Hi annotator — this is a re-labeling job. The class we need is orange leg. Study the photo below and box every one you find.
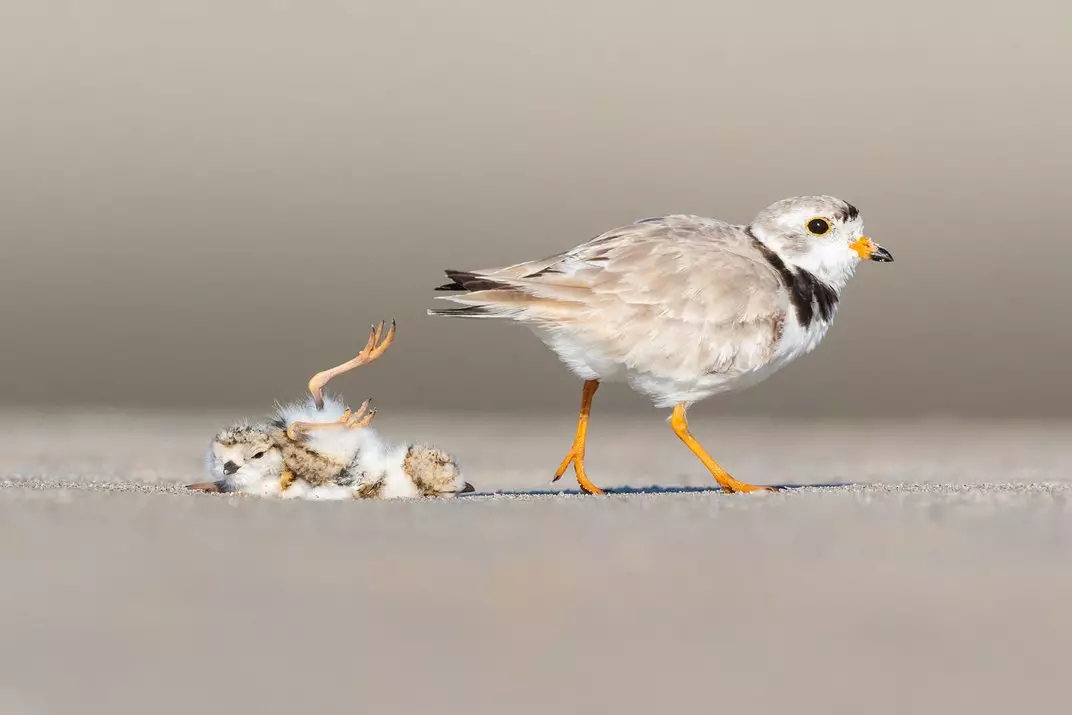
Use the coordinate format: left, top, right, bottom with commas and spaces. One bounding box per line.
552, 379, 604, 495
670, 403, 776, 493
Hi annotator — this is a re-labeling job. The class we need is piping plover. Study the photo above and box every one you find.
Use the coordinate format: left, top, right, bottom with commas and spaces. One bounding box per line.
195, 405, 470, 500
188, 321, 472, 499
429, 195, 892, 494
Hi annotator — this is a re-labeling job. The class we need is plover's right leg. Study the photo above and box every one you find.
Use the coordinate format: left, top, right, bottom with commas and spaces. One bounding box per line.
669, 403, 776, 493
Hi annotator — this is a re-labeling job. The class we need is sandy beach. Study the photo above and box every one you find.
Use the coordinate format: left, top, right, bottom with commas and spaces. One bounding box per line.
2, 411, 1071, 715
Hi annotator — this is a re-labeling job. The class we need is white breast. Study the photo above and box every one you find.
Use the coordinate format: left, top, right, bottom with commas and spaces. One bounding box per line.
771, 305, 838, 367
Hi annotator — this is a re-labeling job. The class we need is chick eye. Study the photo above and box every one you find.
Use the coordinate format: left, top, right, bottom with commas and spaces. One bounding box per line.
251, 451, 266, 460
806, 218, 831, 236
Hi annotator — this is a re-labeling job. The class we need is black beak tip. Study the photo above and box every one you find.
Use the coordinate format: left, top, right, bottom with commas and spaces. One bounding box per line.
872, 247, 894, 263
222, 461, 239, 475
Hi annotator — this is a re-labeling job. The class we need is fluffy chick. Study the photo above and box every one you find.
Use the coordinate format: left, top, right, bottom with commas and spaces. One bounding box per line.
196, 395, 472, 500
192, 318, 473, 499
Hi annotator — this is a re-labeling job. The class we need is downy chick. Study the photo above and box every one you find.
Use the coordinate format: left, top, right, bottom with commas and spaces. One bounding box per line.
189, 321, 472, 499
197, 400, 471, 500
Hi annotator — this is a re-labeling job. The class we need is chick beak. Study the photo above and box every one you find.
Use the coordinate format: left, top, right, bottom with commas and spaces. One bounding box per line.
186, 480, 226, 493
850, 236, 893, 262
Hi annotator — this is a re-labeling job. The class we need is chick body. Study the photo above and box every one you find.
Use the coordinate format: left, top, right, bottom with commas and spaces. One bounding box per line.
202, 395, 471, 499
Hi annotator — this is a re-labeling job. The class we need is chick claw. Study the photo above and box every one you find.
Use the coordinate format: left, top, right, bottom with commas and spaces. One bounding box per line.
347, 401, 376, 428
286, 399, 376, 441
340, 398, 376, 428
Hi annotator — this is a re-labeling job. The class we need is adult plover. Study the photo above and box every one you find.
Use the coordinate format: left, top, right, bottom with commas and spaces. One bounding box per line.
429, 196, 892, 494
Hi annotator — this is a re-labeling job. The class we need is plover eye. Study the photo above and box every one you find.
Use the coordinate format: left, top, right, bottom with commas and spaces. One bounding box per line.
251, 450, 266, 460
806, 218, 830, 236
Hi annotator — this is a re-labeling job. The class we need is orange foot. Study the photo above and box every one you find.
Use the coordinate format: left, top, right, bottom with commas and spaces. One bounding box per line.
550, 379, 605, 495
553, 445, 604, 495
670, 403, 778, 493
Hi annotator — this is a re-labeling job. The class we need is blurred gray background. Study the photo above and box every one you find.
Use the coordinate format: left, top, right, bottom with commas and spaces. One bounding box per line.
2, 0, 1069, 416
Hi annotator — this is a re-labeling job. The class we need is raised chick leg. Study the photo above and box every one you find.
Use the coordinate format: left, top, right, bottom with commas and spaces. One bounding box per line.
286, 399, 375, 441
552, 379, 604, 495
307, 320, 395, 409
670, 403, 776, 493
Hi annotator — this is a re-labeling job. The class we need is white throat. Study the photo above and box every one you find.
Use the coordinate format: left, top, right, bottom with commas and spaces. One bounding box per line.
751, 226, 860, 294
785, 242, 859, 293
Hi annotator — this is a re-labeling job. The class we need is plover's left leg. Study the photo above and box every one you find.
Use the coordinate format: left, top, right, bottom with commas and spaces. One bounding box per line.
551, 379, 604, 495
669, 403, 776, 493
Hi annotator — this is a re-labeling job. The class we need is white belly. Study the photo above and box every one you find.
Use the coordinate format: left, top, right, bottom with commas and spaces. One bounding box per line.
531, 311, 836, 409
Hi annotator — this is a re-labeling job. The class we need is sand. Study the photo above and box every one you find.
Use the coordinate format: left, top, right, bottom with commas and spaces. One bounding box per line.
2, 411, 1071, 715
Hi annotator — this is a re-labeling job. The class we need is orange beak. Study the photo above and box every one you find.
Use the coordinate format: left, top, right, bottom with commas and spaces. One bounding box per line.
849, 236, 893, 262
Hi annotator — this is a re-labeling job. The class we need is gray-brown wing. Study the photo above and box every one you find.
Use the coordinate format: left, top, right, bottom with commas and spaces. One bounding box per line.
432, 215, 782, 323
430, 215, 789, 375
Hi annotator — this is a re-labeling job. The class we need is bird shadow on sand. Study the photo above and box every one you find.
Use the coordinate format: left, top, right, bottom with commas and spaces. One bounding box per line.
461, 481, 856, 498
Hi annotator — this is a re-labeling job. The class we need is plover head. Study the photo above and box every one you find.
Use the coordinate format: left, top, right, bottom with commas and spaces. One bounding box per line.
204, 422, 285, 490
748, 195, 892, 290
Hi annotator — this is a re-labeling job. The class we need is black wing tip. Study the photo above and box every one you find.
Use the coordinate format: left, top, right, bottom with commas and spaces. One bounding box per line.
435, 282, 464, 291
434, 269, 470, 291
427, 305, 493, 318
434, 269, 509, 293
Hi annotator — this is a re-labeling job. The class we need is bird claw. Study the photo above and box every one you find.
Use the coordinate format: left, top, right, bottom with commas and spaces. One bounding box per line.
307, 320, 396, 410
286, 398, 377, 442
552, 446, 605, 495
339, 398, 376, 428
728, 484, 779, 494
351, 408, 376, 428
